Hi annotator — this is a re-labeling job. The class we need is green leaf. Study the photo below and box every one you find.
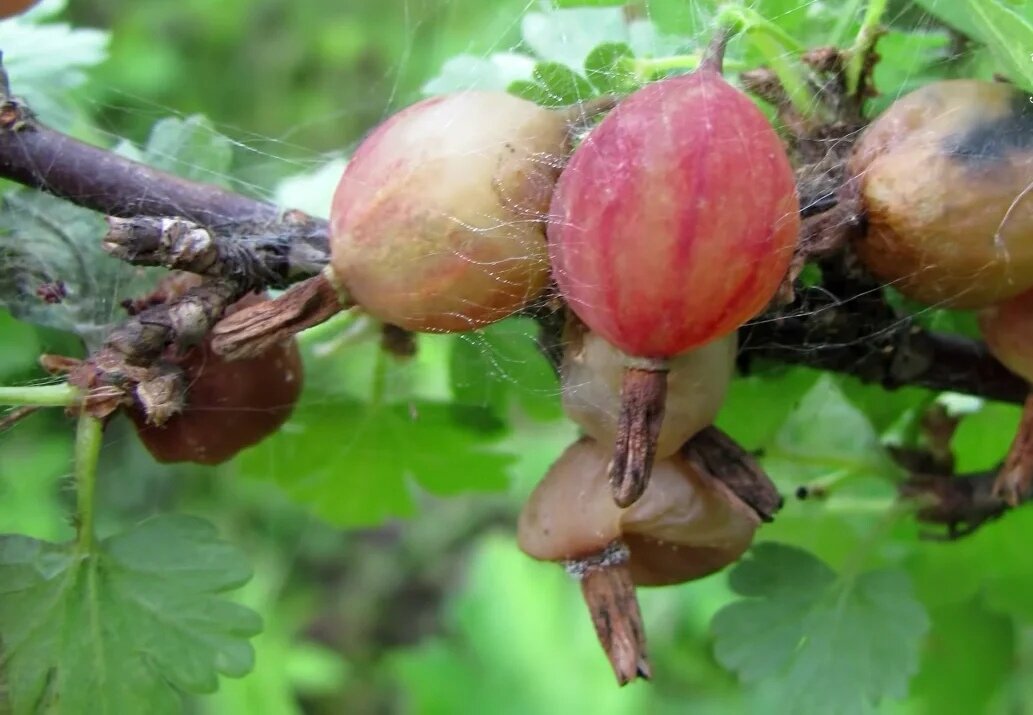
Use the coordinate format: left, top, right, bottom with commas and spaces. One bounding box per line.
868, 30, 954, 116
0, 191, 160, 349
449, 318, 562, 423
964, 0, 1033, 91
0, 515, 261, 714
274, 158, 349, 219
908, 598, 1014, 715
532, 61, 596, 104
234, 398, 513, 527
0, 8, 108, 130
142, 116, 234, 184
715, 366, 821, 451
909, 506, 1033, 623
763, 374, 900, 487
423, 52, 535, 95
713, 543, 930, 714
507, 79, 554, 106
0, 310, 40, 380
951, 401, 1021, 472
583, 42, 637, 94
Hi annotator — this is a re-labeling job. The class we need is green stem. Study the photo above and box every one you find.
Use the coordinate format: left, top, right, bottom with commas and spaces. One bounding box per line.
0, 382, 79, 407
716, 5, 807, 54
748, 30, 823, 120
831, 0, 866, 48
715, 3, 830, 122
73, 412, 103, 553
845, 0, 888, 96
838, 500, 912, 584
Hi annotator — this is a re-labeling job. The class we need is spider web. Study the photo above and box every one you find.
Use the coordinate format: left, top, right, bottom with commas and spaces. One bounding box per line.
0, 0, 1026, 484
0, 0, 1031, 712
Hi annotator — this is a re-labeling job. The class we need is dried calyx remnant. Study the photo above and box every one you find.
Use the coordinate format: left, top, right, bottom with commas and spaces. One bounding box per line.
547, 33, 799, 508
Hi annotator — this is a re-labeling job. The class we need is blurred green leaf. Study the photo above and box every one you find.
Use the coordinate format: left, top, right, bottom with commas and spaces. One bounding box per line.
965, 0, 1033, 91
551, 0, 626, 6
273, 158, 348, 219
0, 191, 158, 349
0, 311, 40, 380
869, 30, 953, 115
0, 9, 108, 130
521, 7, 630, 68
532, 61, 596, 104
142, 115, 234, 184
0, 515, 260, 714
951, 401, 1021, 473
389, 535, 653, 714
713, 543, 929, 715
715, 366, 820, 451
583, 41, 637, 93
907, 506, 1033, 616
507, 78, 555, 105
449, 318, 562, 423
235, 398, 512, 527
509, 62, 596, 107
908, 598, 1014, 715
764, 374, 900, 488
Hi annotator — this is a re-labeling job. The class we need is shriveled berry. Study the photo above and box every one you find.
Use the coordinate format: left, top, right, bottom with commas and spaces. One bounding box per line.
851, 79, 1033, 309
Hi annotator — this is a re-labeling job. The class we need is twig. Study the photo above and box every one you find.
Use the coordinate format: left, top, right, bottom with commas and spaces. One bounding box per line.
0, 89, 329, 285
0, 59, 1027, 408
900, 470, 1007, 539
739, 285, 1029, 405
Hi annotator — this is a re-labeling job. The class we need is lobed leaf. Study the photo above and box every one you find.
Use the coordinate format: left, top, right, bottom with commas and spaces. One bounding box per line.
713, 543, 930, 715
0, 515, 261, 714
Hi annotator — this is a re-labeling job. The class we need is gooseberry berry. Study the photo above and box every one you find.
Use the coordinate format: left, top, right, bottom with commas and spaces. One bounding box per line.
850, 79, 1033, 309
548, 67, 799, 506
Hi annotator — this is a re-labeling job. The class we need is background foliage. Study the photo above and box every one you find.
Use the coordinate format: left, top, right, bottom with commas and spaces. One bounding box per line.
1, 0, 1032, 712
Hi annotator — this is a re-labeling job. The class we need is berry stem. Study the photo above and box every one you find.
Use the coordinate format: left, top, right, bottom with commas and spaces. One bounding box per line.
566, 541, 650, 686
73, 412, 103, 553
610, 361, 669, 508
0, 382, 79, 407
